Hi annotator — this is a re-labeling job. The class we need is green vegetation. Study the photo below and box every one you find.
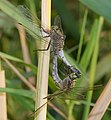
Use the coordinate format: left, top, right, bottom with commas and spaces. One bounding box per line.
0, 0, 111, 120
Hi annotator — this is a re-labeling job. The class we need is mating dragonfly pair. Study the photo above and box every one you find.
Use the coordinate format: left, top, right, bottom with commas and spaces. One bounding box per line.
17, 6, 102, 117
38, 15, 81, 90
18, 5, 81, 91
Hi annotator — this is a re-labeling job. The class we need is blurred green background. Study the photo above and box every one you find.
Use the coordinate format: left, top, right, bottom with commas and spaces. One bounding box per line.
0, 0, 111, 120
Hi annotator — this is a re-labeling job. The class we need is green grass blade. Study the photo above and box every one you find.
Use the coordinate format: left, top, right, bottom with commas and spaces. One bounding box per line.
80, 0, 111, 23
0, 87, 35, 99
80, 19, 99, 71
77, 8, 88, 62
0, 52, 37, 72
82, 17, 104, 120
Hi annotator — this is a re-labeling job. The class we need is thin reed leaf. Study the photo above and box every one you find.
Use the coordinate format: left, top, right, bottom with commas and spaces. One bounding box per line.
77, 8, 88, 62
80, 19, 99, 71
83, 17, 104, 120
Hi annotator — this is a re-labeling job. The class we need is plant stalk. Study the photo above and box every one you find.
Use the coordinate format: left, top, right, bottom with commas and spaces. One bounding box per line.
34, 0, 51, 120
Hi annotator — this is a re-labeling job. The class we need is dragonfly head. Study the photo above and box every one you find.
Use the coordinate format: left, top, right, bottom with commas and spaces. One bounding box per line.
51, 26, 66, 40
69, 72, 81, 81
74, 68, 81, 78
65, 66, 81, 79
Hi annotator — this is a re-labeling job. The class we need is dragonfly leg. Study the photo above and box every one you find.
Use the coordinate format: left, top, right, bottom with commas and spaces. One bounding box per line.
33, 27, 51, 52
33, 39, 51, 52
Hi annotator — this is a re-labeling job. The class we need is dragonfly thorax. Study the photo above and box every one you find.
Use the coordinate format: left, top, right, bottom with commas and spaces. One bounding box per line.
50, 26, 66, 55
60, 76, 76, 90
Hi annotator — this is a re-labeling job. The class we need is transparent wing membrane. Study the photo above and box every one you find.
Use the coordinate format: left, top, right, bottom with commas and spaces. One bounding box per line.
17, 5, 51, 48
54, 15, 63, 33
29, 84, 102, 117
17, 5, 41, 26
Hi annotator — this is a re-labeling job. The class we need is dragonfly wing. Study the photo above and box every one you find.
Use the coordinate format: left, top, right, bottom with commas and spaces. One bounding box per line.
16, 5, 53, 50
17, 5, 40, 27
57, 85, 102, 101
43, 90, 65, 99
54, 15, 63, 34
31, 84, 102, 117
43, 88, 84, 101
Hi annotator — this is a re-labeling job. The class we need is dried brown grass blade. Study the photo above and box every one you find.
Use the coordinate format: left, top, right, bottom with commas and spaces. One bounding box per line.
0, 71, 7, 120
2, 57, 35, 91
88, 79, 111, 120
17, 24, 35, 85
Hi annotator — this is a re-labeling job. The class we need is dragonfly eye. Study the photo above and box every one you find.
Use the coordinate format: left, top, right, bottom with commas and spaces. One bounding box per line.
61, 35, 66, 40
61, 36, 64, 39
75, 72, 81, 78
63, 35, 66, 39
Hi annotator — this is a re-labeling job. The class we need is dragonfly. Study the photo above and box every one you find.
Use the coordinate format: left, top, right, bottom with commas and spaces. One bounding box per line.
16, 6, 103, 119
17, 5, 81, 88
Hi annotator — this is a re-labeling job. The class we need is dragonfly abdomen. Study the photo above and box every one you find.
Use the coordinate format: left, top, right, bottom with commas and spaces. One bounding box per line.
52, 53, 78, 90
52, 55, 62, 88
